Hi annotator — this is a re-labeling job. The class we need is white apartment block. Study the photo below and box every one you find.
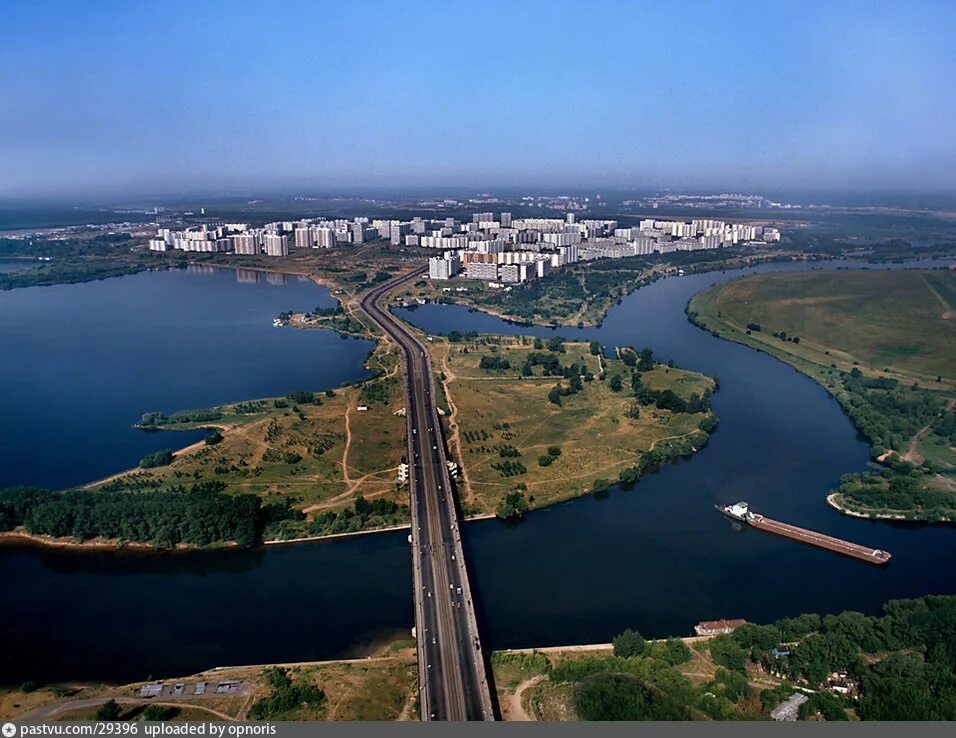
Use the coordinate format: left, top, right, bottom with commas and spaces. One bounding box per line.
428, 255, 462, 280
465, 262, 499, 281
263, 234, 289, 257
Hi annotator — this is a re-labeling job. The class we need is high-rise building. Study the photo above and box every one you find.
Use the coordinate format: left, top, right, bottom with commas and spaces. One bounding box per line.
500, 212, 512, 228
313, 227, 336, 248
263, 234, 289, 257
294, 227, 314, 249
232, 233, 260, 255
428, 255, 462, 280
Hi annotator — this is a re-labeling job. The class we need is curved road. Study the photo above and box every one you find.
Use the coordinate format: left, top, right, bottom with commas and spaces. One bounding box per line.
361, 268, 495, 721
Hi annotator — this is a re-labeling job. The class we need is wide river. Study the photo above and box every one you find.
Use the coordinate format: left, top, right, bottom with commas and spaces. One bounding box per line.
2, 259, 955, 685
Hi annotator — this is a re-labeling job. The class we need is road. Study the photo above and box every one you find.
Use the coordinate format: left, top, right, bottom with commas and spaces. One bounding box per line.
360, 268, 496, 721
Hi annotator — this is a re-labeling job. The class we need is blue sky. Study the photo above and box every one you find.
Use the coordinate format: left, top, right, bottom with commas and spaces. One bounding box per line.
2, 0, 955, 197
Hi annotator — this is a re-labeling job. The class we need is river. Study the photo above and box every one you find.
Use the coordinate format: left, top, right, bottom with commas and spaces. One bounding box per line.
2, 259, 955, 685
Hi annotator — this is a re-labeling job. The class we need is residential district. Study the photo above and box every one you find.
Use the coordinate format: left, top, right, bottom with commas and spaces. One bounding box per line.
148, 212, 780, 286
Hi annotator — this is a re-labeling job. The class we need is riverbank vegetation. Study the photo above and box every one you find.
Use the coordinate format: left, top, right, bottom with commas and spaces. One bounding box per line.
0, 483, 260, 548
687, 269, 956, 521
428, 336, 718, 515
493, 594, 956, 721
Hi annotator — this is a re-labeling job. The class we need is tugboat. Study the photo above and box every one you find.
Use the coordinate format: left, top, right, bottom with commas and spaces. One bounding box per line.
716, 501, 751, 522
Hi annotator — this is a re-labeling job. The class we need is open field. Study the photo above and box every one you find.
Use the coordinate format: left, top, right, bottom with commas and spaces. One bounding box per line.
3, 647, 419, 722
429, 336, 717, 513
697, 269, 956, 385
688, 269, 956, 520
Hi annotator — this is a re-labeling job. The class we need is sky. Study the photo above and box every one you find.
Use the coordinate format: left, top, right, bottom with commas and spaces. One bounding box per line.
2, 0, 955, 199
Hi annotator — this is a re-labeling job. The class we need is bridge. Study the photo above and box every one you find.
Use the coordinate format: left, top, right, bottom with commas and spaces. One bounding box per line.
360, 267, 496, 721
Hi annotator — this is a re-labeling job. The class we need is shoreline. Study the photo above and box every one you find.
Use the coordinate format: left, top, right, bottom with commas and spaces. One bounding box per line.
826, 492, 953, 523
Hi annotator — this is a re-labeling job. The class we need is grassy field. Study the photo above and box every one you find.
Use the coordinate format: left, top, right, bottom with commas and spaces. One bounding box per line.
3, 648, 419, 722
688, 268, 956, 520
696, 269, 955, 385
429, 336, 717, 513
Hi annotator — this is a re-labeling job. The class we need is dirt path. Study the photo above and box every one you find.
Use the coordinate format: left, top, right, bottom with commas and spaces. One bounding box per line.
341, 404, 354, 485
439, 350, 476, 504
20, 696, 237, 722
504, 674, 547, 721
903, 398, 955, 463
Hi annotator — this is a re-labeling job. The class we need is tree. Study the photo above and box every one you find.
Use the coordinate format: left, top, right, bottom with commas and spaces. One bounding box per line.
710, 635, 747, 673
143, 705, 174, 721
495, 490, 529, 520
547, 446, 562, 457
548, 385, 564, 406
576, 673, 689, 721
589, 341, 602, 356
95, 699, 120, 721
533, 337, 544, 349
140, 449, 174, 469
609, 375, 623, 392
612, 628, 647, 658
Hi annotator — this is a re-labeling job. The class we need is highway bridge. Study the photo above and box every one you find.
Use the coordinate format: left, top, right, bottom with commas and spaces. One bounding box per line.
360, 268, 496, 721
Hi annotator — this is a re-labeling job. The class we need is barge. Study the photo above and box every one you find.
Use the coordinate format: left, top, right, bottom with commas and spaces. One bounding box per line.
717, 501, 891, 565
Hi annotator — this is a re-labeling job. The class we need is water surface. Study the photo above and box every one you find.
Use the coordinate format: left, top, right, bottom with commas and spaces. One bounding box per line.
3, 259, 956, 684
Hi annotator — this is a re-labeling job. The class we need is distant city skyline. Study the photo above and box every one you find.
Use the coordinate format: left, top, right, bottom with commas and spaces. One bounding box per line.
2, 0, 955, 198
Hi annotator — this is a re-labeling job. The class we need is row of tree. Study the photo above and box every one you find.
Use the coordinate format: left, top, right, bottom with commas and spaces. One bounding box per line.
0, 483, 261, 548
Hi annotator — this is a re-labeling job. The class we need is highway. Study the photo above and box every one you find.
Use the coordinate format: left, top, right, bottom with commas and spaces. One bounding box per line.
360, 267, 496, 721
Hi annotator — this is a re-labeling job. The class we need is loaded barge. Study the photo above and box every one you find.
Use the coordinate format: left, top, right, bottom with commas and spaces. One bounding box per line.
717, 502, 891, 565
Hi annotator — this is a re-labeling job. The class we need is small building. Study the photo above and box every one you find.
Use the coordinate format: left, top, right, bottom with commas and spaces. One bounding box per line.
827, 671, 856, 695
139, 684, 163, 698
694, 618, 747, 636
771, 692, 808, 721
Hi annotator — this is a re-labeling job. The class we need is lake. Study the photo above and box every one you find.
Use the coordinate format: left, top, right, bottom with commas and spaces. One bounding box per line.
2, 259, 956, 685
0, 266, 374, 490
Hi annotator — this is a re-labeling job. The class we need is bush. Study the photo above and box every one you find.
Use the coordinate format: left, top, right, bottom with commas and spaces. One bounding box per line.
612, 629, 647, 658
140, 449, 174, 469
495, 490, 529, 519
95, 699, 120, 721
575, 673, 689, 720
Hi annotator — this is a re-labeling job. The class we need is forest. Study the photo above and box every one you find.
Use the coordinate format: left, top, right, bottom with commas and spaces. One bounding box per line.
514, 594, 956, 720
0, 483, 261, 548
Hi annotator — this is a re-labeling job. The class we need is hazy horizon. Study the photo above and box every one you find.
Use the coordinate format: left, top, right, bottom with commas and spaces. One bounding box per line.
3, 1, 955, 199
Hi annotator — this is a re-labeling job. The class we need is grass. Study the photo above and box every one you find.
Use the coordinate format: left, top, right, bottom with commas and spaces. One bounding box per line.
4, 649, 419, 723
694, 269, 956, 386
430, 336, 717, 513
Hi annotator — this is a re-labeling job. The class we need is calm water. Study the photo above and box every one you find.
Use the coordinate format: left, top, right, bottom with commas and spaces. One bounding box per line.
2, 260, 956, 685
0, 266, 374, 490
